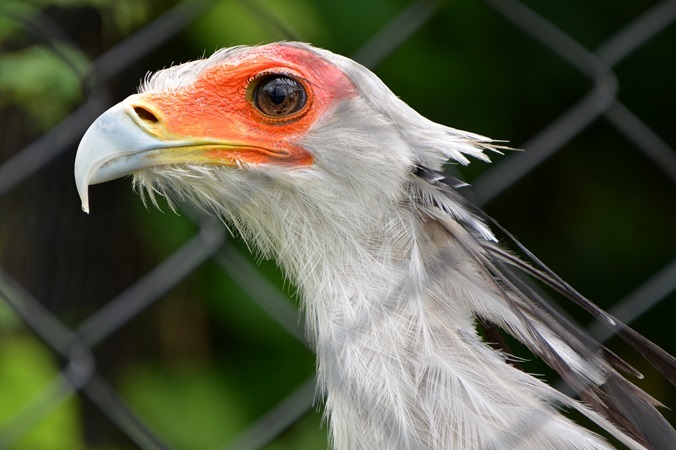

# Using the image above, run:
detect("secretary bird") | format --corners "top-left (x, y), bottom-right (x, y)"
top-left (74, 42), bottom-right (675, 449)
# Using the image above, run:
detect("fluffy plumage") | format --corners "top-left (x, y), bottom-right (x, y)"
top-left (77, 42), bottom-right (675, 449)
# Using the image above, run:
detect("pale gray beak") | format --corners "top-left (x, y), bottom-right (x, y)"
top-left (74, 101), bottom-right (190, 213)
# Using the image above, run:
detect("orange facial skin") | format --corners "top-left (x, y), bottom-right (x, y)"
top-left (127, 44), bottom-right (357, 168)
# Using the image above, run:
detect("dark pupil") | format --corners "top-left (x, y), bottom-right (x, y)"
top-left (270, 85), bottom-right (290, 105)
top-left (256, 76), bottom-right (306, 116)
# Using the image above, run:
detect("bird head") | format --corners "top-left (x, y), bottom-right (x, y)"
top-left (75, 43), bottom-right (496, 249)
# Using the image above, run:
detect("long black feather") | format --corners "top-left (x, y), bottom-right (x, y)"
top-left (413, 164), bottom-right (676, 449)
top-left (482, 211), bottom-right (676, 385)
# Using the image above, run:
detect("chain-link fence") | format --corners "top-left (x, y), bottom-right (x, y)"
top-left (1, 0), bottom-right (674, 449)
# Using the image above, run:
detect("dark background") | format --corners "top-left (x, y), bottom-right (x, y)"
top-left (0, 0), bottom-right (674, 448)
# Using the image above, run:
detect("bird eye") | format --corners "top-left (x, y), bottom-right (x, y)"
top-left (253, 75), bottom-right (307, 117)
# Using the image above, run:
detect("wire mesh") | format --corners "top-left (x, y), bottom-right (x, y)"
top-left (0, 0), bottom-right (674, 449)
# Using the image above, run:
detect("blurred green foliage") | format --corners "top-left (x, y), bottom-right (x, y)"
top-left (0, 0), bottom-right (153, 130)
top-left (0, 327), bottom-right (84, 449)
top-left (0, 0), bottom-right (674, 448)
top-left (0, 44), bottom-right (85, 129)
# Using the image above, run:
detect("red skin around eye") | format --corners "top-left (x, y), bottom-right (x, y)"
top-left (132, 44), bottom-right (357, 167)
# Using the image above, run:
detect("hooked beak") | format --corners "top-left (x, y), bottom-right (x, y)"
top-left (74, 96), bottom-right (260, 213)
top-left (74, 99), bottom-right (196, 213)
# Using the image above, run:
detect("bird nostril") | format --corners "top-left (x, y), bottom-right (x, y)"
top-left (133, 106), bottom-right (159, 124)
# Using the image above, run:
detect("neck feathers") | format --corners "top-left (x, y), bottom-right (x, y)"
top-left (232, 185), bottom-right (612, 449)
top-left (135, 165), bottom-right (617, 449)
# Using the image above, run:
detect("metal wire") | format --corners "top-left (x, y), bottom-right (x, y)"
top-left (0, 0), bottom-right (674, 449)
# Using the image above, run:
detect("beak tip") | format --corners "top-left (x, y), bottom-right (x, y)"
top-left (75, 166), bottom-right (91, 214)
top-left (78, 188), bottom-right (91, 214)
